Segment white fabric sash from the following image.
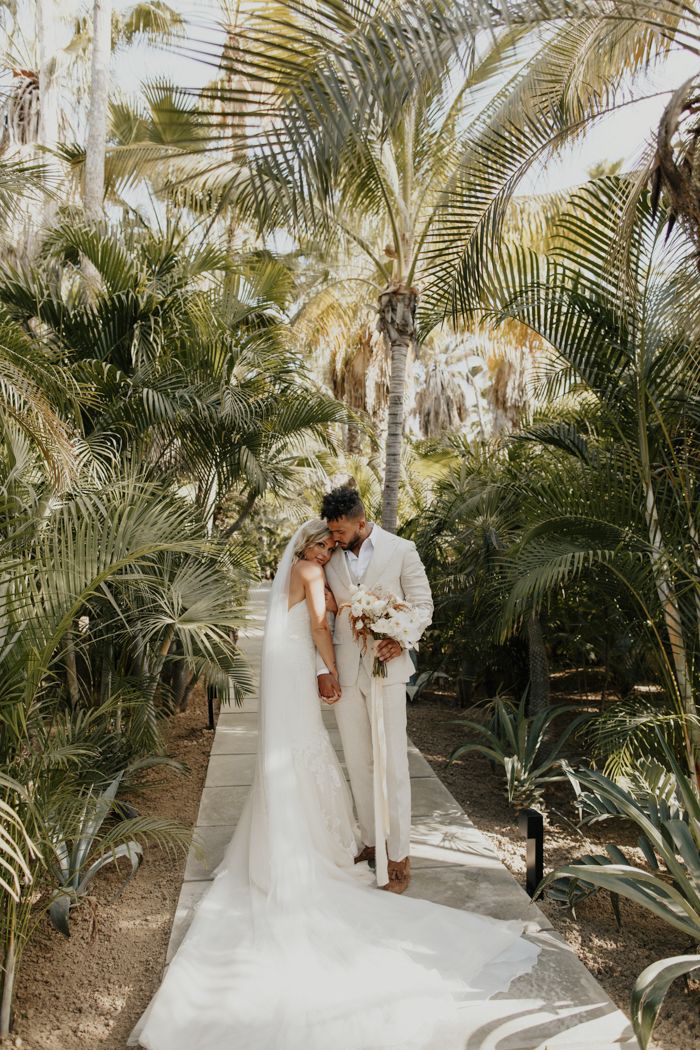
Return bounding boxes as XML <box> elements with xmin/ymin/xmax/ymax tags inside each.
<box><xmin>369</xmin><ymin>670</ymin><xmax>390</xmax><ymax>887</ymax></box>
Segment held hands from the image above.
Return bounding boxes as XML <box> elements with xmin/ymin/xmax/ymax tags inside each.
<box><xmin>376</xmin><ymin>638</ymin><xmax>402</xmax><ymax>663</ymax></box>
<box><xmin>318</xmin><ymin>672</ymin><xmax>342</xmax><ymax>704</ymax></box>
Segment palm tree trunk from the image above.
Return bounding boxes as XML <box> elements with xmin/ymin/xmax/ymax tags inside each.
<box><xmin>0</xmin><ymin>926</ymin><xmax>16</xmax><ymax>1037</ymax></box>
<box><xmin>637</xmin><ymin>388</ymin><xmax>699</xmax><ymax>787</ymax></box>
<box><xmin>203</xmin><ymin>472</ymin><xmax>219</xmax><ymax>537</ymax></box>
<box><xmin>686</xmin><ymin>518</ymin><xmax>700</xmax><ymax>659</ymax></box>
<box><xmin>37</xmin><ymin>0</ymin><xmax>58</xmax><ymax>147</ymax></box>
<box><xmin>84</xmin><ymin>0</ymin><xmax>111</xmax><ymax>219</ymax></box>
<box><xmin>377</xmin><ymin>284</ymin><xmax>417</xmax><ymax>534</ymax></box>
<box><xmin>149</xmin><ymin>625</ymin><xmax>177</xmax><ymax>707</ymax></box>
<box><xmin>222</xmin><ymin>490</ymin><xmax>257</xmax><ymax>539</ymax></box>
<box><xmin>644</xmin><ymin>479</ymin><xmax>700</xmax><ymax>786</ymax></box>
<box><xmin>100</xmin><ymin>642</ymin><xmax>112</xmax><ymax>704</ymax></box>
<box><xmin>526</xmin><ymin>612</ymin><xmax>550</xmax><ymax>715</ymax></box>
<box><xmin>174</xmin><ymin>668</ymin><xmax>197</xmax><ymax>712</ymax></box>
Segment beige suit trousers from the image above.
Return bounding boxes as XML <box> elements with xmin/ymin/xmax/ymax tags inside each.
<box><xmin>333</xmin><ymin>665</ymin><xmax>410</xmax><ymax>861</ymax></box>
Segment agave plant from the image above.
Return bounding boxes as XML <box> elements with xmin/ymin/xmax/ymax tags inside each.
<box><xmin>46</xmin><ymin>768</ymin><xmax>190</xmax><ymax>936</ymax></box>
<box><xmin>0</xmin><ymin>707</ymin><xmax>194</xmax><ymax>1034</ymax></box>
<box><xmin>0</xmin><ymin>689</ymin><xmax>194</xmax><ymax>1035</ymax></box>
<box><xmin>539</xmin><ymin>748</ymin><xmax>700</xmax><ymax>1049</ymax></box>
<box><xmin>449</xmin><ymin>694</ymin><xmax>591</xmax><ymax>810</ymax></box>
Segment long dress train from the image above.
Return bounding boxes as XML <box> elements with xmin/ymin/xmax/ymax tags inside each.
<box><xmin>134</xmin><ymin>530</ymin><xmax>540</xmax><ymax>1050</ymax></box>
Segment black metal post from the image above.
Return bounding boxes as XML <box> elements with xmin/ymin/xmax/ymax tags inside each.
<box><xmin>518</xmin><ymin>808</ymin><xmax>544</xmax><ymax>898</ymax></box>
<box><xmin>206</xmin><ymin>684</ymin><xmax>216</xmax><ymax>731</ymax></box>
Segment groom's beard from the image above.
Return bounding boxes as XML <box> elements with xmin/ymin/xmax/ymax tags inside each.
<box><xmin>344</xmin><ymin>526</ymin><xmax>367</xmax><ymax>554</ymax></box>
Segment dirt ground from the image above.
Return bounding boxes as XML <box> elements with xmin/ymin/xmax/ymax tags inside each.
<box><xmin>10</xmin><ymin>686</ymin><xmax>215</xmax><ymax>1050</ymax></box>
<box><xmin>9</xmin><ymin>678</ymin><xmax>699</xmax><ymax>1050</ymax></box>
<box><xmin>407</xmin><ymin>686</ymin><xmax>700</xmax><ymax>1050</ymax></box>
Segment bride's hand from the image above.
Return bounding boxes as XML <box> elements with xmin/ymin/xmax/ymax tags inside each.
<box><xmin>318</xmin><ymin>672</ymin><xmax>341</xmax><ymax>704</ymax></box>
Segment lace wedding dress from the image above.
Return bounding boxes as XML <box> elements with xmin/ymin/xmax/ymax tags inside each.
<box><xmin>135</xmin><ymin>526</ymin><xmax>539</xmax><ymax>1050</ymax></box>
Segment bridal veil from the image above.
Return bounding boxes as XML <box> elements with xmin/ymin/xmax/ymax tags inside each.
<box><xmin>134</xmin><ymin>523</ymin><xmax>540</xmax><ymax>1050</ymax></box>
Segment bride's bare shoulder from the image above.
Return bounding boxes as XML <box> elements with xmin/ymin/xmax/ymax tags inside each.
<box><xmin>291</xmin><ymin>559</ymin><xmax>323</xmax><ymax>581</ymax></box>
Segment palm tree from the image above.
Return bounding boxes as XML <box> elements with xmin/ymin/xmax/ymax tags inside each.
<box><xmin>411</xmin><ymin>434</ymin><xmax>555</xmax><ymax>708</ymax></box>
<box><xmin>36</xmin><ymin>0</ymin><xmax>59</xmax><ymax>146</ymax></box>
<box><xmin>84</xmin><ymin>0</ymin><xmax>111</xmax><ymax>217</ymax></box>
<box><xmin>0</xmin><ymin>469</ymin><xmax>249</xmax><ymax>1035</ymax></box>
<box><xmin>82</xmin><ymin>4</ymin><xmax>188</xmax><ymax>217</ymax></box>
<box><xmin>174</xmin><ymin>0</ymin><xmax>700</xmax><ymax>532</ymax></box>
<box><xmin>650</xmin><ymin>72</ymin><xmax>700</xmax><ymax>263</ymax></box>
<box><xmin>0</xmin><ymin>217</ymin><xmax>347</xmax><ymax>525</ymax></box>
<box><xmin>0</xmin><ymin>1</ymin><xmax>184</xmax><ymax>215</ymax></box>
<box><xmin>473</xmin><ymin>176</ymin><xmax>700</xmax><ymax>782</ymax></box>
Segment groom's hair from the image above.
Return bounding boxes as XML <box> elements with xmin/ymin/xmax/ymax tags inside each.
<box><xmin>321</xmin><ymin>486</ymin><xmax>365</xmax><ymax>522</ymax></box>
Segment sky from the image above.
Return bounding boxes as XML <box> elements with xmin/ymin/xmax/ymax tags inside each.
<box><xmin>520</xmin><ymin>47</ymin><xmax>698</xmax><ymax>193</ymax></box>
<box><xmin>4</xmin><ymin>1</ymin><xmax>698</xmax><ymax>195</ymax></box>
<box><xmin>111</xmin><ymin>3</ymin><xmax>699</xmax><ymax>196</ymax></box>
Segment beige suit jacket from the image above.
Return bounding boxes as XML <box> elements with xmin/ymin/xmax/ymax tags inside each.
<box><xmin>321</xmin><ymin>525</ymin><xmax>433</xmax><ymax>687</ymax></box>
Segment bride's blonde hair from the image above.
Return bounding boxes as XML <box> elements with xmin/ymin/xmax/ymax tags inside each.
<box><xmin>293</xmin><ymin>519</ymin><xmax>332</xmax><ymax>560</ymax></box>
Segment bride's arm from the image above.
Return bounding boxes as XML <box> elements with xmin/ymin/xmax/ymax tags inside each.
<box><xmin>297</xmin><ymin>561</ymin><xmax>339</xmax><ymax>678</ymax></box>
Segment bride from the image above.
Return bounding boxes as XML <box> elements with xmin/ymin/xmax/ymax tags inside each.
<box><xmin>135</xmin><ymin>519</ymin><xmax>540</xmax><ymax>1050</ymax></box>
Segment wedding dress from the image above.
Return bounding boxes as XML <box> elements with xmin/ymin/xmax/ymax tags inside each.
<box><xmin>135</xmin><ymin>525</ymin><xmax>540</xmax><ymax>1050</ymax></box>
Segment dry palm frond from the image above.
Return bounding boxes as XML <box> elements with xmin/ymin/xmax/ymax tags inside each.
<box><xmin>649</xmin><ymin>74</ymin><xmax>700</xmax><ymax>263</ymax></box>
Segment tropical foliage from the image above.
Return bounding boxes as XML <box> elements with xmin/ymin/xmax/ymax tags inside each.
<box><xmin>2</xmin><ymin>0</ymin><xmax>700</xmax><ymax>1041</ymax></box>
<box><xmin>0</xmin><ymin>157</ymin><xmax>347</xmax><ymax>1033</ymax></box>
<box><xmin>414</xmin><ymin>174</ymin><xmax>700</xmax><ymax>778</ymax></box>
<box><xmin>539</xmin><ymin>751</ymin><xmax>700</xmax><ymax>1048</ymax></box>
<box><xmin>450</xmin><ymin>695</ymin><xmax>591</xmax><ymax>809</ymax></box>
<box><xmin>174</xmin><ymin>0</ymin><xmax>699</xmax><ymax>529</ymax></box>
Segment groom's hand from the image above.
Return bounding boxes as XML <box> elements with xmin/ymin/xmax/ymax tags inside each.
<box><xmin>376</xmin><ymin>639</ymin><xmax>402</xmax><ymax>662</ymax></box>
<box><xmin>318</xmin><ymin>673</ymin><xmax>341</xmax><ymax>704</ymax></box>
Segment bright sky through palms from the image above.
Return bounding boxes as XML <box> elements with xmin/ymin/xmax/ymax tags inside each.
<box><xmin>3</xmin><ymin>1</ymin><xmax>697</xmax><ymax>195</ymax></box>
<box><xmin>113</xmin><ymin>2</ymin><xmax>699</xmax><ymax>195</ymax></box>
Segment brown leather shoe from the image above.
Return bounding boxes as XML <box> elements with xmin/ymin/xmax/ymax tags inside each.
<box><xmin>381</xmin><ymin>856</ymin><xmax>411</xmax><ymax>894</ymax></box>
<box><xmin>354</xmin><ymin>844</ymin><xmax>376</xmax><ymax>867</ymax></box>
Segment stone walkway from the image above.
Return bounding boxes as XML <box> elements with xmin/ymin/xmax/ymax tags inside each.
<box><xmin>138</xmin><ymin>583</ymin><xmax>639</xmax><ymax>1049</ymax></box>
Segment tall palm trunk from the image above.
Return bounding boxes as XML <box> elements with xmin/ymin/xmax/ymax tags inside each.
<box><xmin>377</xmin><ymin>284</ymin><xmax>417</xmax><ymax>534</ymax></box>
<box><xmin>37</xmin><ymin>0</ymin><xmax>58</xmax><ymax>147</ymax></box>
<box><xmin>644</xmin><ymin>478</ymin><xmax>700</xmax><ymax>786</ymax></box>
<box><xmin>64</xmin><ymin>628</ymin><xmax>80</xmax><ymax>708</ymax></box>
<box><xmin>526</xmin><ymin>612</ymin><xmax>550</xmax><ymax>715</ymax></box>
<box><xmin>0</xmin><ymin>924</ymin><xmax>15</xmax><ymax>1037</ymax></box>
<box><xmin>638</xmin><ymin>392</ymin><xmax>700</xmax><ymax>786</ymax></box>
<box><xmin>84</xmin><ymin>0</ymin><xmax>111</xmax><ymax>219</ymax></box>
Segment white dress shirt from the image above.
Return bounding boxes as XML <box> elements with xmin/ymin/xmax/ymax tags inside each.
<box><xmin>345</xmin><ymin>524</ymin><xmax>375</xmax><ymax>584</ymax></box>
<box><xmin>317</xmin><ymin>525</ymin><xmax>376</xmax><ymax>676</ymax></box>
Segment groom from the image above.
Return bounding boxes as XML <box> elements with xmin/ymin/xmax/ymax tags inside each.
<box><xmin>317</xmin><ymin>485</ymin><xmax>433</xmax><ymax>894</ymax></box>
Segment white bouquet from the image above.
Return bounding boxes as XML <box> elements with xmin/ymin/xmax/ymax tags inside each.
<box><xmin>345</xmin><ymin>585</ymin><xmax>423</xmax><ymax>677</ymax></box>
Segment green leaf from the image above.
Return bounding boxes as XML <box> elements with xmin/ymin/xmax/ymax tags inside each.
<box><xmin>631</xmin><ymin>954</ymin><xmax>700</xmax><ymax>1050</ymax></box>
<box><xmin>48</xmin><ymin>893</ymin><xmax>72</xmax><ymax>938</ymax></box>
<box><xmin>76</xmin><ymin>841</ymin><xmax>143</xmax><ymax>897</ymax></box>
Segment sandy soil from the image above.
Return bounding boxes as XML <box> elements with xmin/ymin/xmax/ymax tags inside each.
<box><xmin>10</xmin><ymin>686</ymin><xmax>216</xmax><ymax>1050</ymax></box>
<box><xmin>407</xmin><ymin>689</ymin><xmax>700</xmax><ymax>1050</ymax></box>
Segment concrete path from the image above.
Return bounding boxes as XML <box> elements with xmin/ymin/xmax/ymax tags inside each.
<box><xmin>145</xmin><ymin>583</ymin><xmax>639</xmax><ymax>1049</ymax></box>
